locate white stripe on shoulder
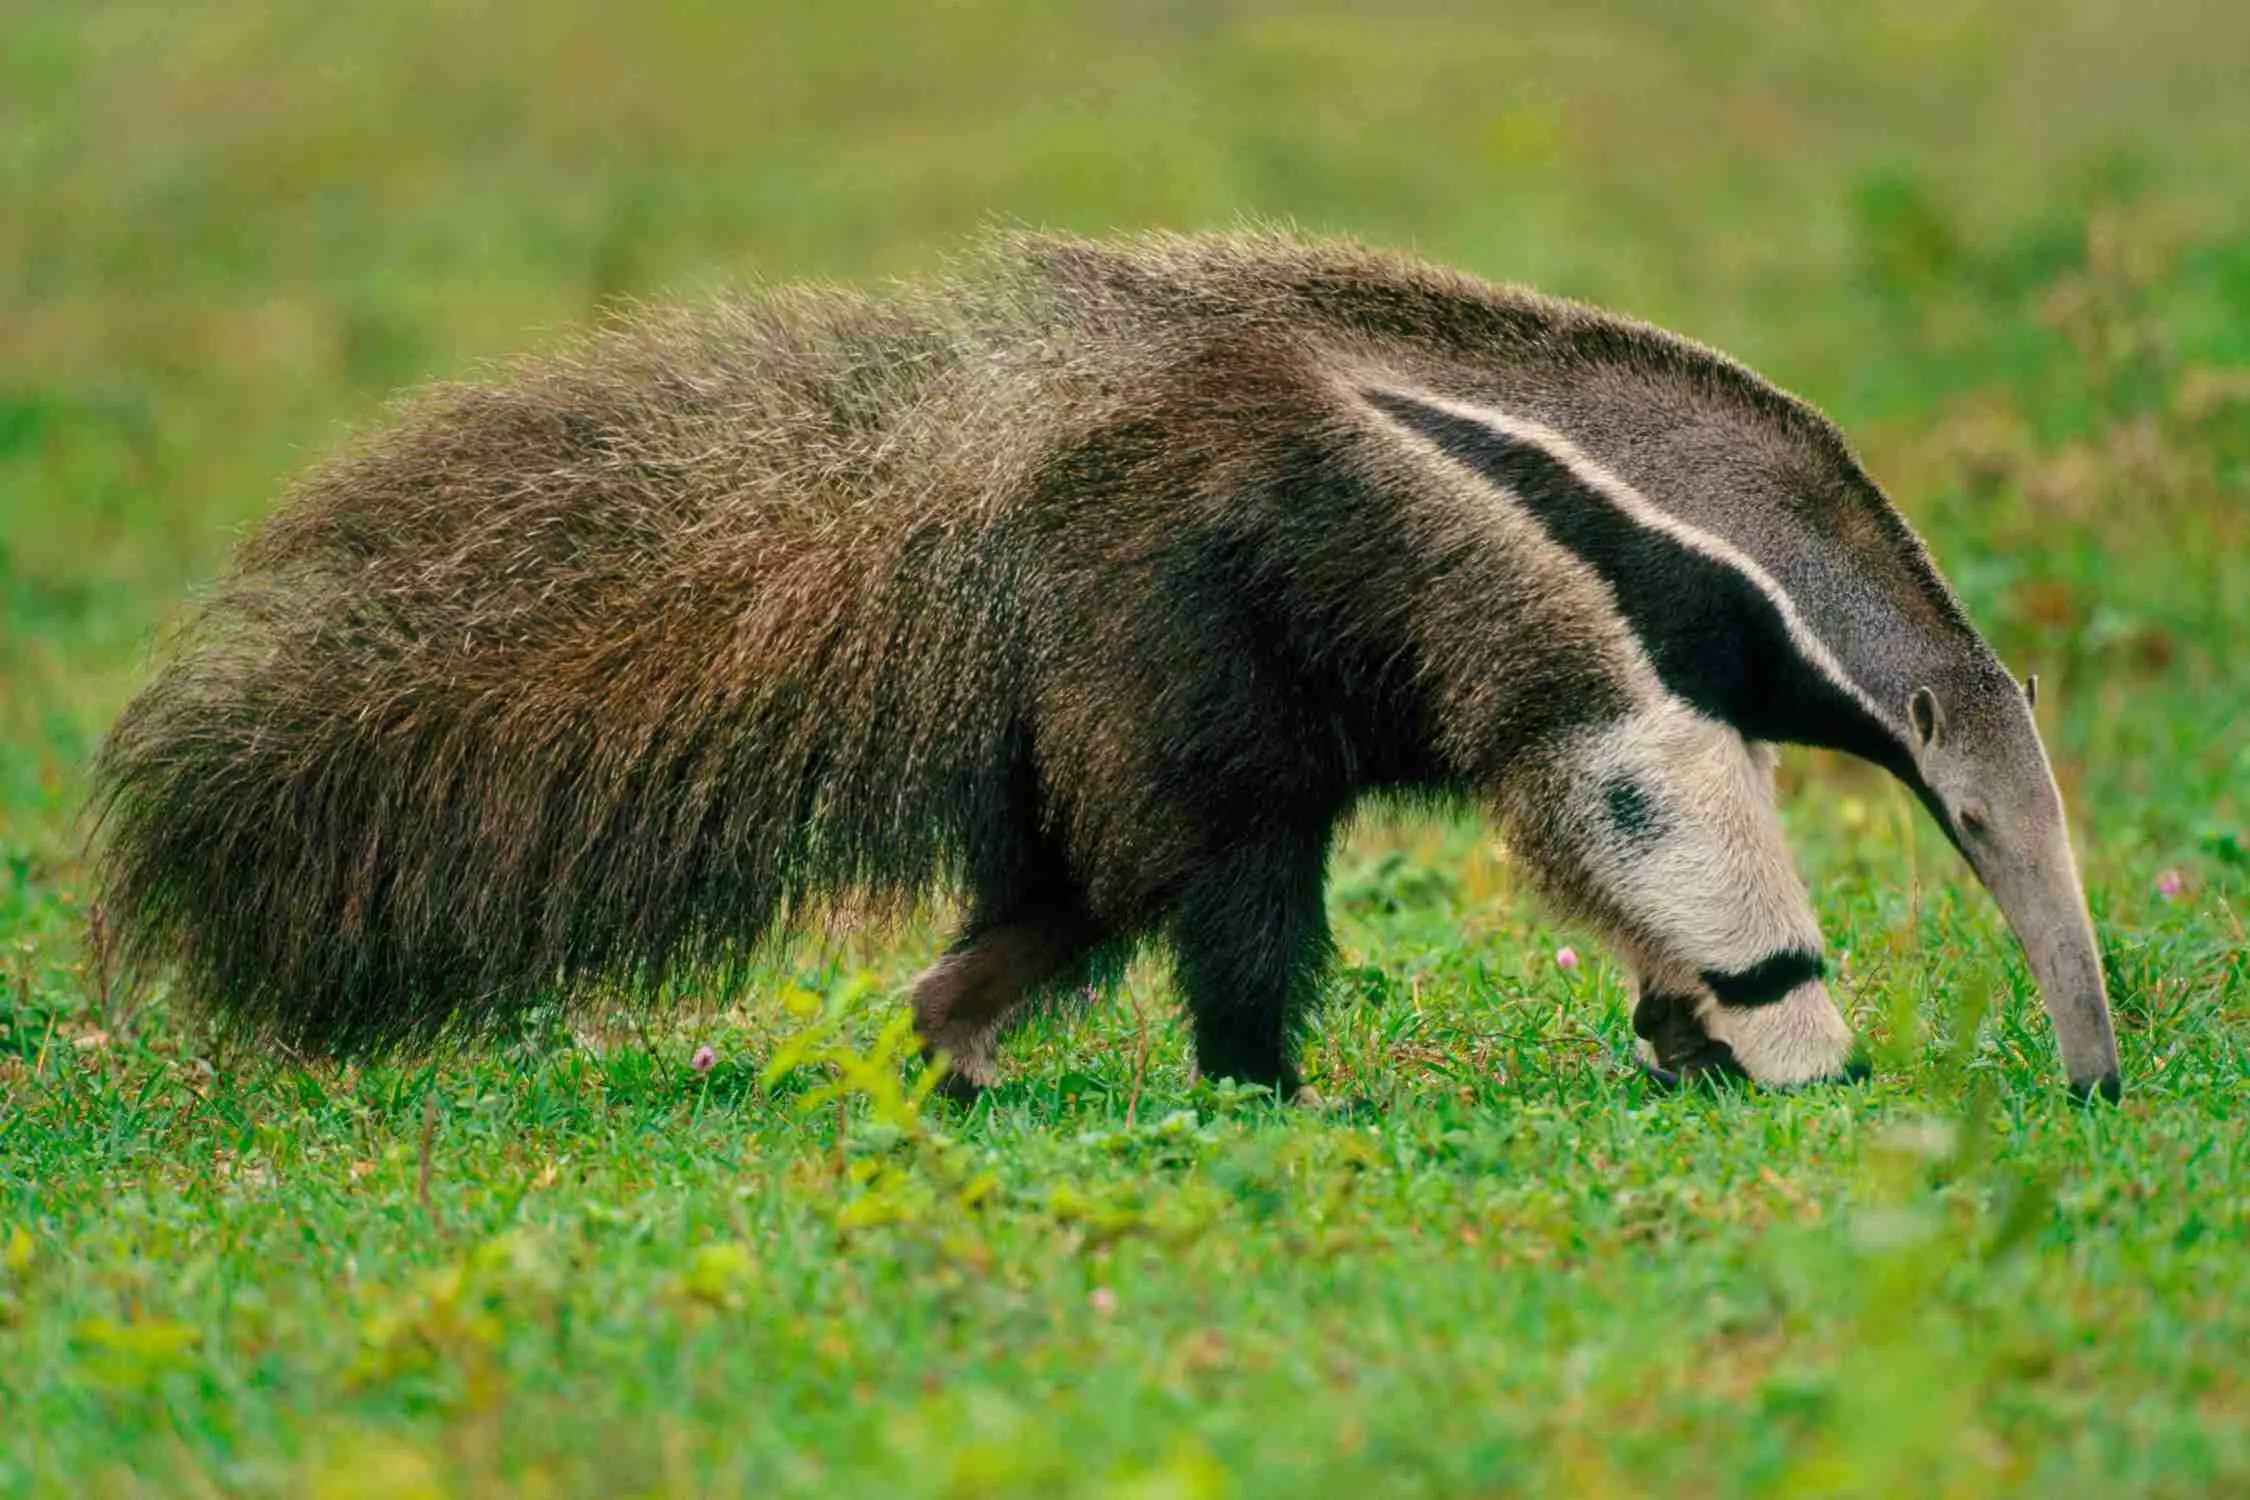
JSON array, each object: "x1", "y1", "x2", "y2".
[{"x1": 1363, "y1": 386, "x2": 1896, "y2": 737}]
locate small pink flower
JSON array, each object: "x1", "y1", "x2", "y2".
[
  {"x1": 2156, "y1": 868, "x2": 2185, "y2": 901},
  {"x1": 1089, "y1": 1286, "x2": 1118, "y2": 1316},
  {"x1": 1555, "y1": 947, "x2": 1580, "y2": 973},
  {"x1": 691, "y1": 1045, "x2": 716, "y2": 1073}
]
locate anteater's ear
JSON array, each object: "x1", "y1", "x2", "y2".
[
  {"x1": 2023, "y1": 673, "x2": 2039, "y2": 709},
  {"x1": 1908, "y1": 687, "x2": 1946, "y2": 752}
]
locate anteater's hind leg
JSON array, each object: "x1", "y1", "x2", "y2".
[
  {"x1": 1505, "y1": 704, "x2": 1859, "y2": 1088},
  {"x1": 1167, "y1": 825, "x2": 1336, "y2": 1098},
  {"x1": 911, "y1": 752, "x2": 1109, "y2": 1099},
  {"x1": 912, "y1": 903, "x2": 1101, "y2": 1100}
]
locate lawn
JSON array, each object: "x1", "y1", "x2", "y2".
[{"x1": 2, "y1": 3, "x2": 2246, "y2": 1495}]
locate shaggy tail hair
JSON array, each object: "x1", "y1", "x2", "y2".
[{"x1": 92, "y1": 275, "x2": 1052, "y2": 1053}]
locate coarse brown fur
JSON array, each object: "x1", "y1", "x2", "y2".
[{"x1": 94, "y1": 229, "x2": 2102, "y2": 1095}]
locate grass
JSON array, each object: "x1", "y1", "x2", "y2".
[{"x1": 3, "y1": 2, "x2": 2247, "y2": 1494}]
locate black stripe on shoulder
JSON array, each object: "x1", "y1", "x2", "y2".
[
  {"x1": 1364, "y1": 389, "x2": 1904, "y2": 769},
  {"x1": 1701, "y1": 950, "x2": 1826, "y2": 1007}
]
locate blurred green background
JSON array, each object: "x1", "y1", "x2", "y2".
[
  {"x1": 5, "y1": 0, "x2": 2249, "y2": 852},
  {"x1": 3, "y1": 3, "x2": 2246, "y2": 1495}
]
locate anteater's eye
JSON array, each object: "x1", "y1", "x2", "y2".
[{"x1": 1957, "y1": 804, "x2": 1991, "y2": 839}]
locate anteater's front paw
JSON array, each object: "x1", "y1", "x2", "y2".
[
  {"x1": 1635, "y1": 1034, "x2": 1751, "y2": 1091},
  {"x1": 1693, "y1": 980, "x2": 1863, "y2": 1089},
  {"x1": 1635, "y1": 988, "x2": 1742, "y2": 1083},
  {"x1": 1635, "y1": 984, "x2": 1865, "y2": 1091}
]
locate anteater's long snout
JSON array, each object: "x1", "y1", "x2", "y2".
[{"x1": 1974, "y1": 819, "x2": 2122, "y2": 1101}]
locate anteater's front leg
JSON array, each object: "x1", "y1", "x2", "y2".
[
  {"x1": 1168, "y1": 826, "x2": 1336, "y2": 1098},
  {"x1": 1506, "y1": 704, "x2": 1861, "y2": 1089}
]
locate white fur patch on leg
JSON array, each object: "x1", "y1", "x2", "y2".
[
  {"x1": 1550, "y1": 705, "x2": 1861, "y2": 1087},
  {"x1": 1568, "y1": 706, "x2": 1825, "y2": 980}
]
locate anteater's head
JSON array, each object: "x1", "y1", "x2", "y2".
[{"x1": 1902, "y1": 668, "x2": 2121, "y2": 1102}]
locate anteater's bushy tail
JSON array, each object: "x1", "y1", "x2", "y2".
[{"x1": 91, "y1": 284, "x2": 1045, "y2": 1053}]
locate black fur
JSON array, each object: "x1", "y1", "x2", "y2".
[
  {"x1": 1633, "y1": 987, "x2": 1750, "y2": 1087},
  {"x1": 1700, "y1": 949, "x2": 1827, "y2": 1008},
  {"x1": 984, "y1": 416, "x2": 1585, "y2": 1092},
  {"x1": 1169, "y1": 824, "x2": 1339, "y2": 1093},
  {"x1": 1602, "y1": 777, "x2": 1664, "y2": 847}
]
